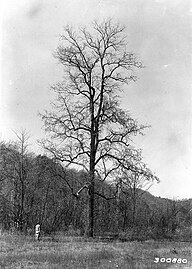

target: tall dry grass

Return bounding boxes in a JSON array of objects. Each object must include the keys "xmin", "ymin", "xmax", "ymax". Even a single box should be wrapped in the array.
[{"xmin": 0, "ymin": 231, "xmax": 191, "ymax": 268}]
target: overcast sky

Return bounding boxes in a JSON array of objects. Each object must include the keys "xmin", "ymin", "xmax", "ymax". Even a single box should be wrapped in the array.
[{"xmin": 0, "ymin": 0, "xmax": 192, "ymax": 199}]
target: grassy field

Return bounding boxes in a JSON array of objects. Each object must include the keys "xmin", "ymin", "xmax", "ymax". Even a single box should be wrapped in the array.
[{"xmin": 0, "ymin": 232, "xmax": 191, "ymax": 269}]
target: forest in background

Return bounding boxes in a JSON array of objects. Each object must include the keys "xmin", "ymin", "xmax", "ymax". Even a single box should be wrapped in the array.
[{"xmin": 0, "ymin": 135, "xmax": 191, "ymax": 241}]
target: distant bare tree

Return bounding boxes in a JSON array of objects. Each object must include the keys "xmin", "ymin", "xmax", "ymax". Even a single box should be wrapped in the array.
[
  {"xmin": 41, "ymin": 19, "xmax": 149, "ymax": 237},
  {"xmin": 119, "ymin": 165, "xmax": 159, "ymax": 228},
  {"xmin": 0, "ymin": 130, "xmax": 32, "ymax": 231}
]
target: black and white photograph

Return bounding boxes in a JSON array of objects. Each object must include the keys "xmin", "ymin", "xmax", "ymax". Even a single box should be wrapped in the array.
[{"xmin": 0, "ymin": 0, "xmax": 192, "ymax": 268}]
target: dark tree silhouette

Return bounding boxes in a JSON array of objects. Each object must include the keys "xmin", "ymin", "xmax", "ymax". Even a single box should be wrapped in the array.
[{"xmin": 40, "ymin": 19, "xmax": 151, "ymax": 237}]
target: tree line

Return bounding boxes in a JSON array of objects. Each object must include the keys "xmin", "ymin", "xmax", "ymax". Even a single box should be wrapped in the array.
[{"xmin": 0, "ymin": 133, "xmax": 191, "ymax": 240}]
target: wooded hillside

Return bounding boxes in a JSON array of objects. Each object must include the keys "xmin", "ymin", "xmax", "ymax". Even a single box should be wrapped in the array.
[{"xmin": 0, "ymin": 139, "xmax": 191, "ymax": 241}]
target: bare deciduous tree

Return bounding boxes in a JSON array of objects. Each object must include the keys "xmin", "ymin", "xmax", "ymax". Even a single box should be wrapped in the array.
[
  {"xmin": 0, "ymin": 130, "xmax": 32, "ymax": 231},
  {"xmin": 41, "ymin": 19, "xmax": 149, "ymax": 237},
  {"xmin": 119, "ymin": 165, "xmax": 159, "ymax": 228}
]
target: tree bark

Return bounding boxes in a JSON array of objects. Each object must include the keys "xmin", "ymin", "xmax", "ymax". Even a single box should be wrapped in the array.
[
  {"xmin": 88, "ymin": 179, "xmax": 94, "ymax": 237},
  {"xmin": 87, "ymin": 132, "xmax": 96, "ymax": 237}
]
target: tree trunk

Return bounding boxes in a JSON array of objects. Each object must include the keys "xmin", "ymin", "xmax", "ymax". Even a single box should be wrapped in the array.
[
  {"xmin": 86, "ymin": 144, "xmax": 95, "ymax": 237},
  {"xmin": 131, "ymin": 196, "xmax": 137, "ymax": 229},
  {"xmin": 123, "ymin": 208, "xmax": 127, "ymax": 231},
  {"xmin": 88, "ymin": 180, "xmax": 94, "ymax": 237},
  {"xmin": 86, "ymin": 94, "xmax": 96, "ymax": 237}
]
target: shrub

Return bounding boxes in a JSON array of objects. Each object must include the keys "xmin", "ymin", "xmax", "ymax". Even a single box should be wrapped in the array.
[{"xmin": 65, "ymin": 225, "xmax": 81, "ymax": 236}]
